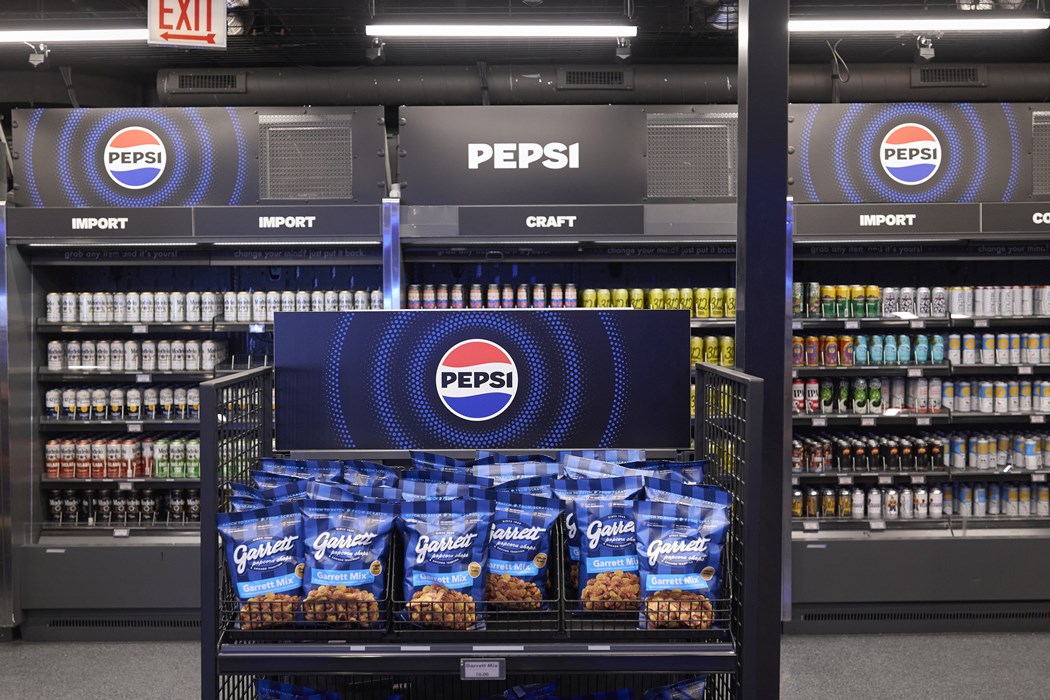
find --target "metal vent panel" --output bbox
[258,114,354,201]
[169,71,246,94]
[557,68,633,90]
[801,610,1050,622]
[911,66,986,87]
[646,112,737,199]
[47,617,201,628]
[1033,112,1050,195]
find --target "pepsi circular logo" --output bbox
[103,126,167,190]
[879,123,941,186]
[435,339,518,422]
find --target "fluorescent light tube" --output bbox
[366,24,638,38]
[789,17,1050,33]
[0,28,149,43]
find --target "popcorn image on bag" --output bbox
[574,499,640,610]
[485,494,561,610]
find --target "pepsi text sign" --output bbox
[880,123,941,186]
[148,0,226,49]
[274,310,690,451]
[436,339,518,421]
[104,127,166,190]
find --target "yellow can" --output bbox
[724,288,737,318]
[694,288,710,318]
[710,287,725,318]
[680,288,694,318]
[648,288,665,310]
[581,289,597,308]
[820,285,837,317]
[665,288,681,311]
[596,289,612,308]
[690,384,696,416]
[611,289,629,308]
[629,289,646,310]
[690,336,703,364]
[703,335,720,364]
[719,335,735,367]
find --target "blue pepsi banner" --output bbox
[788,103,1037,204]
[274,310,690,451]
[10,106,386,208]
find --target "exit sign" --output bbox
[148,0,226,49]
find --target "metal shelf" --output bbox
[793,471,951,484]
[793,517,952,532]
[40,522,200,533]
[950,315,1050,329]
[37,320,219,334]
[38,369,213,382]
[42,478,200,487]
[793,412,950,427]
[792,365,949,378]
[39,419,200,431]
[948,364,1050,376]
[947,411,1050,425]
[215,641,738,675]
[792,317,951,331]
[690,318,736,329]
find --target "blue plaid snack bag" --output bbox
[558,449,645,464]
[401,479,486,502]
[255,678,340,700]
[486,494,561,610]
[499,682,559,699]
[300,500,395,628]
[642,676,707,700]
[401,469,493,487]
[560,455,650,480]
[217,503,304,630]
[474,452,557,465]
[410,451,468,471]
[551,477,645,589]
[565,689,635,700]
[305,481,363,503]
[574,500,640,610]
[622,460,707,485]
[341,460,400,487]
[473,461,562,486]
[644,479,732,510]
[228,483,270,512]
[257,458,343,483]
[261,481,315,503]
[397,499,494,630]
[635,500,729,630]
[489,476,556,498]
[340,484,401,502]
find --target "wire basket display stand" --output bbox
[201,363,766,700]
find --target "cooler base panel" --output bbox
[19,610,200,641]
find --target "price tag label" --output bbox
[974,319,989,328]
[136,374,151,383]
[861,417,876,427]
[113,528,130,538]
[1019,366,1033,375]
[845,320,860,330]
[1032,415,1046,424]
[248,323,265,334]
[911,475,926,484]
[802,521,820,532]
[878,475,892,485]
[791,370,798,378]
[1032,473,1047,483]
[461,659,506,681]
[118,482,132,491]
[869,520,887,531]
[907,368,922,378]
[127,422,143,433]
[916,417,932,426]
[812,417,827,427]
[132,324,148,334]
[792,321,802,330]
[910,320,926,329]
[791,477,800,486]
[837,476,852,486]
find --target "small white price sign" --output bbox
[916,417,932,426]
[248,323,265,333]
[878,475,892,485]
[974,319,989,328]
[812,417,827,427]
[792,321,802,330]
[1019,366,1033,375]
[461,659,506,681]
[837,476,852,486]
[861,417,876,427]
[869,520,887,531]
[127,422,143,433]
[136,374,151,383]
[845,320,860,330]
[132,325,148,334]
[1032,415,1046,424]
[118,482,132,491]
[907,368,922,378]
[802,521,820,532]
[910,320,926,329]
[791,370,798,378]
[112,528,130,538]
[1032,473,1047,483]
[792,477,800,486]
[912,475,926,484]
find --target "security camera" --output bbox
[916,35,935,62]
[615,37,631,62]
[365,38,386,65]
[26,43,49,68]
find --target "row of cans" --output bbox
[965,285,1050,318]
[793,483,1050,520]
[793,376,1050,415]
[47,339,229,373]
[407,283,577,310]
[944,431,1050,471]
[45,434,200,480]
[942,379,1050,415]
[794,283,1050,320]
[689,335,735,368]
[792,334,947,368]
[46,289,383,325]
[48,489,200,525]
[579,287,736,317]
[794,283,884,319]
[793,435,945,473]
[949,333,1050,366]
[44,386,199,422]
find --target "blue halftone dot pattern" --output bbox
[324,314,357,448]
[856,104,964,203]
[22,109,45,207]
[534,312,585,448]
[956,104,988,203]
[184,108,216,205]
[1000,103,1022,202]
[225,107,249,206]
[798,105,821,203]
[598,312,628,447]
[56,110,88,206]
[833,104,866,203]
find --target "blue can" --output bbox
[958,484,973,516]
[930,340,945,364]
[950,435,967,469]
[856,335,870,365]
[898,336,912,364]
[914,341,929,364]
[988,483,1001,515]
[884,337,898,364]
[871,341,884,364]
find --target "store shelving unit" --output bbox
[200,363,767,699]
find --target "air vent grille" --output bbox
[259,114,354,201]
[1033,112,1050,195]
[646,112,737,199]
[801,610,1050,623]
[557,68,633,90]
[47,617,200,629]
[910,66,986,88]
[168,71,246,94]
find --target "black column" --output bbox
[737,0,790,698]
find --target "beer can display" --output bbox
[647,288,665,310]
[724,288,737,318]
[792,283,804,317]
[709,287,724,318]
[664,288,680,311]
[407,284,422,310]
[680,288,694,317]
[719,336,735,367]
[581,288,597,308]
[834,285,850,318]
[596,288,611,308]
[693,288,709,317]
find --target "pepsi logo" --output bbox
[103,126,166,190]
[880,123,941,186]
[436,339,518,422]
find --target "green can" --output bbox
[153,440,170,478]
[792,283,804,316]
[851,378,868,414]
[186,438,201,479]
[807,282,821,317]
[169,439,186,479]
[835,284,851,319]
[629,289,646,310]
[850,284,866,319]
[820,285,836,319]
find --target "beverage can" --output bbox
[693,288,709,317]
[187,291,203,321]
[916,287,932,317]
[533,284,547,309]
[144,387,159,419]
[881,287,899,316]
[931,287,947,318]
[680,288,694,317]
[850,284,866,318]
[648,288,665,310]
[157,340,171,372]
[61,388,76,420]
[440,284,453,310]
[47,341,65,371]
[710,287,725,318]
[170,340,185,371]
[185,340,201,372]
[235,291,251,322]
[550,284,565,309]
[140,340,156,371]
[223,291,238,321]
[188,387,200,419]
[370,289,383,311]
[310,290,324,313]
[564,284,578,308]
[154,291,170,323]
[78,292,94,323]
[611,289,629,309]
[264,291,280,321]
[808,282,822,318]
[792,282,803,316]
[174,387,188,419]
[123,340,139,372]
[159,387,174,420]
[451,284,465,310]
[169,440,186,479]
[486,284,501,309]
[46,293,61,323]
[170,291,186,323]
[91,388,108,420]
[407,285,421,310]
[61,292,77,323]
[108,388,125,420]
[323,290,338,313]
[354,290,368,310]
[665,288,681,311]
[805,378,820,414]
[469,284,483,309]
[126,388,142,420]
[293,291,310,313]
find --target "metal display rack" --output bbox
[200,362,767,700]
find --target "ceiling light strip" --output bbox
[789,17,1050,33]
[0,28,149,43]
[365,24,638,38]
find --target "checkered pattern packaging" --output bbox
[341,460,400,487]
[487,494,562,609]
[574,500,640,610]
[558,450,646,464]
[643,479,731,510]
[256,457,343,482]
[473,461,562,486]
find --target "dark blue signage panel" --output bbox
[275,310,689,451]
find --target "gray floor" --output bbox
[0,633,1048,699]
